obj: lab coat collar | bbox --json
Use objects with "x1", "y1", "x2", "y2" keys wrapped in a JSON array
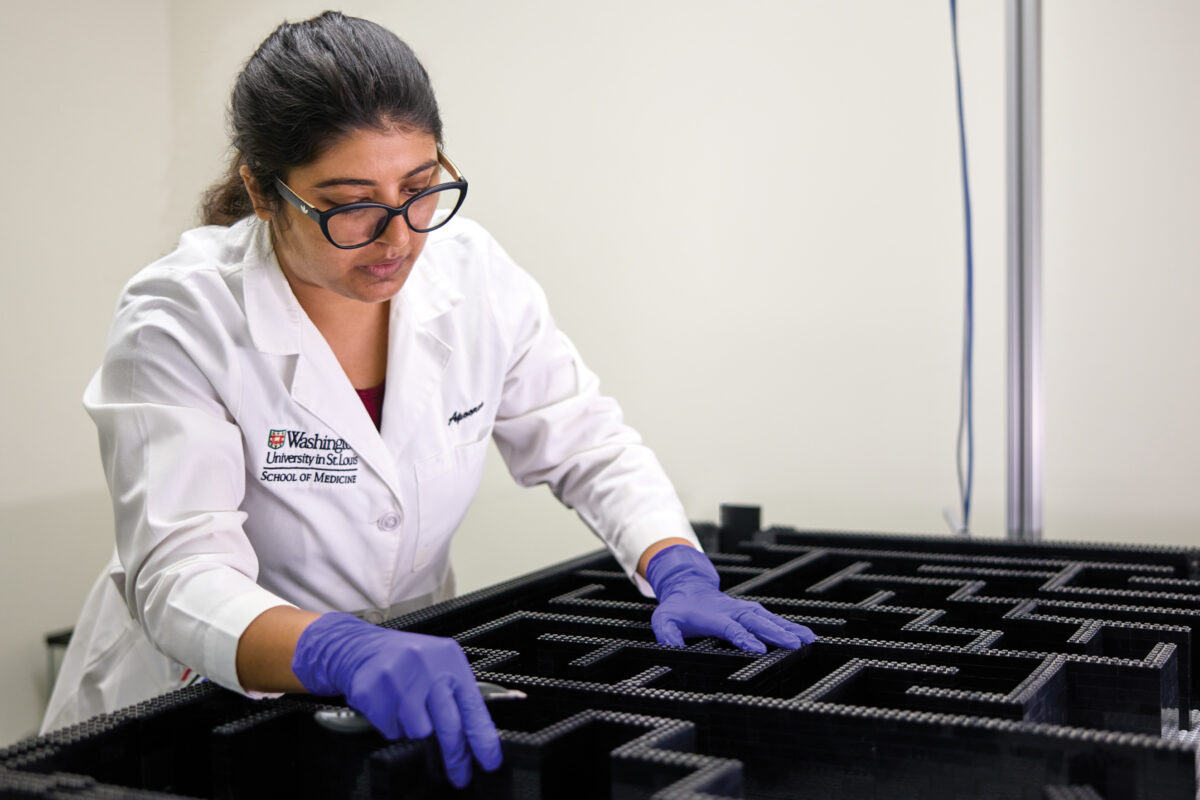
[
  {"x1": 396, "y1": 244, "x2": 465, "y2": 324},
  {"x1": 242, "y1": 219, "x2": 303, "y2": 356}
]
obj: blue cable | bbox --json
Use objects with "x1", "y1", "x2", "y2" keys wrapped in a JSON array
[{"x1": 950, "y1": 0, "x2": 974, "y2": 534}]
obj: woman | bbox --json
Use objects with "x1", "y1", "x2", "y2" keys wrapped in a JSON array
[{"x1": 44, "y1": 11, "x2": 815, "y2": 788}]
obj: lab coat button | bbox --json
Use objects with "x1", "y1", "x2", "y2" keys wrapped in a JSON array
[
  {"x1": 378, "y1": 512, "x2": 402, "y2": 532},
  {"x1": 364, "y1": 610, "x2": 384, "y2": 624}
]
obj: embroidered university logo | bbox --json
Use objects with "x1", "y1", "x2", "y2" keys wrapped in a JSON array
[
  {"x1": 448, "y1": 401, "x2": 484, "y2": 426},
  {"x1": 260, "y1": 428, "x2": 358, "y2": 485}
]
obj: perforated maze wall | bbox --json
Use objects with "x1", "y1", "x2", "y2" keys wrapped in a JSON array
[{"x1": 5, "y1": 507, "x2": 1199, "y2": 799}]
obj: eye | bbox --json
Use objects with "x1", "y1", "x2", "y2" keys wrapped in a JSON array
[
  {"x1": 337, "y1": 207, "x2": 378, "y2": 219},
  {"x1": 321, "y1": 197, "x2": 371, "y2": 209}
]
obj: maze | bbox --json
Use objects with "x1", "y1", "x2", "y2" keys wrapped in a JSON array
[{"x1": 4, "y1": 505, "x2": 1199, "y2": 799}]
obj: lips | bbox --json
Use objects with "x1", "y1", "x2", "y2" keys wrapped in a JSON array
[{"x1": 359, "y1": 257, "x2": 405, "y2": 279}]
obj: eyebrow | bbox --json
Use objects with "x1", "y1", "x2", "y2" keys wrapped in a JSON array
[{"x1": 311, "y1": 159, "x2": 438, "y2": 189}]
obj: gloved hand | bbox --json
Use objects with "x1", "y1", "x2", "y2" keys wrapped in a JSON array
[
  {"x1": 647, "y1": 544, "x2": 817, "y2": 653},
  {"x1": 292, "y1": 613, "x2": 502, "y2": 788}
]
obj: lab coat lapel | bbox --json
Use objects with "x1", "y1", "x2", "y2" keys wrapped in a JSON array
[
  {"x1": 379, "y1": 262, "x2": 461, "y2": 458},
  {"x1": 290, "y1": 321, "x2": 403, "y2": 494}
]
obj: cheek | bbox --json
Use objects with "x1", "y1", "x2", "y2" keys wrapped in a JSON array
[
  {"x1": 274, "y1": 224, "x2": 350, "y2": 283},
  {"x1": 290, "y1": 217, "x2": 336, "y2": 255}
]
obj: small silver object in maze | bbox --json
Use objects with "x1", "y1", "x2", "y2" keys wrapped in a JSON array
[
  {"x1": 313, "y1": 707, "x2": 375, "y2": 734},
  {"x1": 476, "y1": 681, "x2": 527, "y2": 701},
  {"x1": 313, "y1": 681, "x2": 527, "y2": 733}
]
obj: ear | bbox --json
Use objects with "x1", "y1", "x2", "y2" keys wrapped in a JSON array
[{"x1": 238, "y1": 164, "x2": 274, "y2": 221}]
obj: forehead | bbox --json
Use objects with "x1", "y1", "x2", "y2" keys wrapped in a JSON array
[{"x1": 291, "y1": 127, "x2": 439, "y2": 185}]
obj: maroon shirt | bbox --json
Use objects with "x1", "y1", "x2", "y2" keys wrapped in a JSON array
[{"x1": 355, "y1": 381, "x2": 385, "y2": 430}]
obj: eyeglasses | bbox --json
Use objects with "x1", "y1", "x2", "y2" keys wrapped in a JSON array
[{"x1": 273, "y1": 151, "x2": 468, "y2": 249}]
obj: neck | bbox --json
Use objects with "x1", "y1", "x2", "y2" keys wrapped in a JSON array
[
  {"x1": 293, "y1": 283, "x2": 390, "y2": 335},
  {"x1": 285, "y1": 280, "x2": 392, "y2": 390}
]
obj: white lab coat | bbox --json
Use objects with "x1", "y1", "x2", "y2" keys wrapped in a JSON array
[{"x1": 43, "y1": 215, "x2": 697, "y2": 733}]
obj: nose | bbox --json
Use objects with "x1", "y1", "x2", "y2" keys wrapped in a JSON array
[{"x1": 375, "y1": 211, "x2": 413, "y2": 248}]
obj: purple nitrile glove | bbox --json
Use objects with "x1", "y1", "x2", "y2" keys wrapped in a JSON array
[
  {"x1": 292, "y1": 613, "x2": 502, "y2": 788},
  {"x1": 647, "y1": 544, "x2": 817, "y2": 653}
]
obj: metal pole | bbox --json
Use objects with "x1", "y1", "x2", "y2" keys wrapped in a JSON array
[{"x1": 1006, "y1": 0, "x2": 1043, "y2": 542}]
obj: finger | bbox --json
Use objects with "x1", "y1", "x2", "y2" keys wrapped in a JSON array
[
  {"x1": 358, "y1": 699, "x2": 404, "y2": 740},
  {"x1": 397, "y1": 694, "x2": 435, "y2": 740},
  {"x1": 738, "y1": 611, "x2": 804, "y2": 649},
  {"x1": 455, "y1": 678, "x2": 503, "y2": 772},
  {"x1": 653, "y1": 615, "x2": 686, "y2": 647},
  {"x1": 721, "y1": 618, "x2": 767, "y2": 653},
  {"x1": 751, "y1": 608, "x2": 818, "y2": 644},
  {"x1": 428, "y1": 676, "x2": 472, "y2": 788},
  {"x1": 786, "y1": 623, "x2": 818, "y2": 644},
  {"x1": 734, "y1": 614, "x2": 801, "y2": 652},
  {"x1": 350, "y1": 672, "x2": 405, "y2": 739}
]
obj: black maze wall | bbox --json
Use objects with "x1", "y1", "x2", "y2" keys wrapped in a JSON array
[{"x1": 4, "y1": 507, "x2": 1199, "y2": 799}]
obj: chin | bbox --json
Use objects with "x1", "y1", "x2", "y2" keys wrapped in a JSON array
[{"x1": 354, "y1": 275, "x2": 409, "y2": 304}]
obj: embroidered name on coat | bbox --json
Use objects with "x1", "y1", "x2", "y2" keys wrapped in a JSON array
[{"x1": 448, "y1": 402, "x2": 484, "y2": 426}]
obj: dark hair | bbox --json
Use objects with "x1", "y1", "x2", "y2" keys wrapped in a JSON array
[{"x1": 201, "y1": 11, "x2": 443, "y2": 226}]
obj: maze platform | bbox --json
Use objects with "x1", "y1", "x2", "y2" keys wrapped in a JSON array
[{"x1": 4, "y1": 506, "x2": 1199, "y2": 799}]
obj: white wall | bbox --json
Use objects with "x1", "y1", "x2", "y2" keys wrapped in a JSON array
[
  {"x1": 0, "y1": 0, "x2": 172, "y2": 744},
  {"x1": 0, "y1": 0, "x2": 1195, "y2": 745},
  {"x1": 1043, "y1": 0, "x2": 1200, "y2": 544}
]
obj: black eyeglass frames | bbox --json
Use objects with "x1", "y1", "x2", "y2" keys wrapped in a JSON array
[{"x1": 273, "y1": 151, "x2": 468, "y2": 249}]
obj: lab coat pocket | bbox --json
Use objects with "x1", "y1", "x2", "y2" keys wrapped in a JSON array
[{"x1": 413, "y1": 432, "x2": 491, "y2": 571}]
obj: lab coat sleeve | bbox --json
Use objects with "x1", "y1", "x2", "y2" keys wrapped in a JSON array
[
  {"x1": 84, "y1": 282, "x2": 294, "y2": 697},
  {"x1": 481, "y1": 233, "x2": 699, "y2": 596}
]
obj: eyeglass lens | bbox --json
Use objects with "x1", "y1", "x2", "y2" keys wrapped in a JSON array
[{"x1": 326, "y1": 186, "x2": 463, "y2": 247}]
